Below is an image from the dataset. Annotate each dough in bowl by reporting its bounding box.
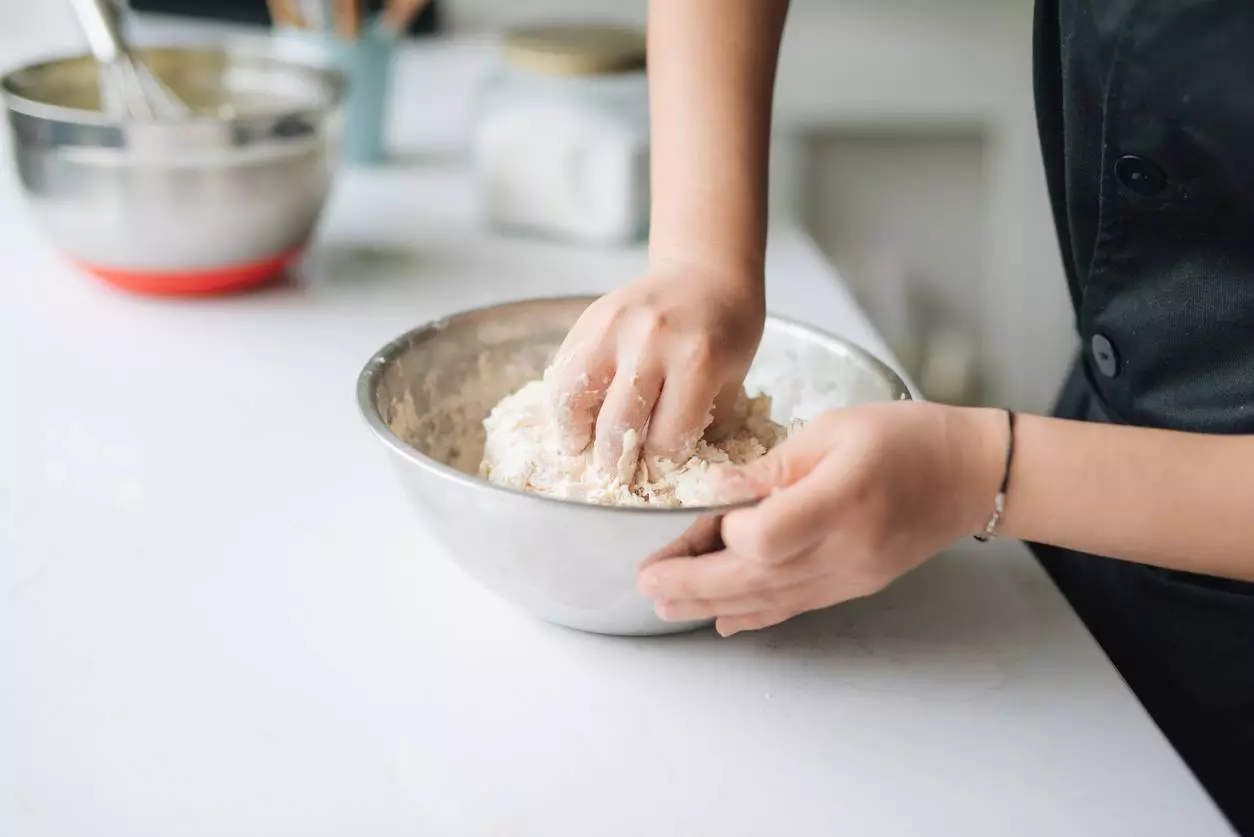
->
[479,378,791,508]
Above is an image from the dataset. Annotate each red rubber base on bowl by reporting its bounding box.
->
[73,246,304,297]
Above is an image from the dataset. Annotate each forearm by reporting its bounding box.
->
[646,0,789,278]
[964,409,1254,580]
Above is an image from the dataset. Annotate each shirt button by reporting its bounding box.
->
[1114,155,1167,197]
[1091,333,1120,378]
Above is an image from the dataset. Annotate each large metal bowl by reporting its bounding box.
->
[357,297,912,636]
[1,46,345,295]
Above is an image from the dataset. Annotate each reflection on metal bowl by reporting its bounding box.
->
[1,47,346,295]
[357,296,913,637]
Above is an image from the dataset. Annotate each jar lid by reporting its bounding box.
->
[502,23,646,76]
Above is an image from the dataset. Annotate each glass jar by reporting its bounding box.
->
[471,24,649,246]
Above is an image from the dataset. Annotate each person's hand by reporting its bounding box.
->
[637,401,1008,635]
[547,259,765,473]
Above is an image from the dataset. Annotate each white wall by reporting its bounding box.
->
[805,130,989,403]
[768,0,1074,413]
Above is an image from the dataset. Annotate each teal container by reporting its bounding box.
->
[273,21,395,165]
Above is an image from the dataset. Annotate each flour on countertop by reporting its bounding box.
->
[478,378,793,508]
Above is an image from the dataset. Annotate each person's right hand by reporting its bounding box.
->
[547,258,766,475]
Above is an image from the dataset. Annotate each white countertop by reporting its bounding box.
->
[0,13,1234,837]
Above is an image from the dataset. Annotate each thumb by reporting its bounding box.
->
[708,417,832,503]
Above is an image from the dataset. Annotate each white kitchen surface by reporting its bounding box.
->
[0,10,1235,837]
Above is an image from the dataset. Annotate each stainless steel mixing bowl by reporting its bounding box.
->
[357,297,913,636]
[1,47,345,294]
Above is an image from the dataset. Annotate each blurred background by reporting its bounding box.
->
[0,0,1074,413]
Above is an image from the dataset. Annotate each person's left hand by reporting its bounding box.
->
[637,401,1008,636]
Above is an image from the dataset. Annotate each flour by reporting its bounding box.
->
[478,378,792,508]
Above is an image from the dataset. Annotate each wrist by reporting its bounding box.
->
[949,406,1014,537]
[648,241,766,295]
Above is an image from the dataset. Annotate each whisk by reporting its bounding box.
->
[68,0,190,120]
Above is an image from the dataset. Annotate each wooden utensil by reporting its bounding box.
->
[266,0,302,28]
[264,0,284,27]
[331,0,360,39]
[307,0,331,30]
[380,0,429,37]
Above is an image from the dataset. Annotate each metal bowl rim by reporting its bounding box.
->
[356,294,913,516]
[0,45,348,126]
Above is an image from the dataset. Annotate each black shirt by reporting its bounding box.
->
[1032,1,1254,832]
[1036,0,1254,430]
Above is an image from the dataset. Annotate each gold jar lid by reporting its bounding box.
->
[502,23,646,76]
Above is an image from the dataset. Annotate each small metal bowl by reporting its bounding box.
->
[1,46,345,295]
[357,296,912,636]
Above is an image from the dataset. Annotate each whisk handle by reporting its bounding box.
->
[69,0,128,64]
